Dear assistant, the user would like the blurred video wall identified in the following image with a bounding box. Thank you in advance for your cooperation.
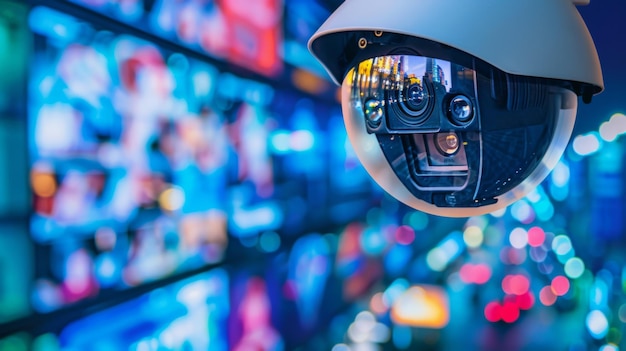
[1,0,382,348]
[26,1,375,311]
[1,1,626,351]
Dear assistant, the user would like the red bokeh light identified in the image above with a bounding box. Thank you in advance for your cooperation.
[510,275,530,295]
[486,293,532,324]
[500,302,520,323]
[527,227,546,247]
[484,301,501,323]
[395,225,416,246]
[502,275,512,294]
[502,274,530,295]
[473,264,492,284]
[369,292,388,315]
[551,275,570,296]
[539,286,557,306]
[516,291,535,310]
[460,263,492,285]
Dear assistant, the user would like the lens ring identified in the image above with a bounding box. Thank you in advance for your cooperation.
[404,84,427,112]
[435,132,461,156]
[396,78,433,125]
[448,95,474,124]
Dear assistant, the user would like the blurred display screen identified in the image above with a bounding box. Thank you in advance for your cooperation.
[282,0,332,75]
[59,269,229,350]
[65,0,284,77]
[0,1,29,116]
[25,5,376,313]
[228,274,284,351]
[28,5,229,311]
[0,224,32,324]
[57,244,343,351]
[0,1,31,326]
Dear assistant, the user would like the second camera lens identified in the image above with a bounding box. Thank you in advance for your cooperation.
[449,95,474,124]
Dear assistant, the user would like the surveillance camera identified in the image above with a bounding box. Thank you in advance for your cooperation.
[309,0,603,217]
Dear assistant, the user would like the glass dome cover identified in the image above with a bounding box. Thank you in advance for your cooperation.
[342,54,577,217]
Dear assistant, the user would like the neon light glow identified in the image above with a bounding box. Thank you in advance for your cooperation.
[390,285,449,329]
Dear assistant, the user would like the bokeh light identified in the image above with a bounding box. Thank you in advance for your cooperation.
[564,257,585,279]
[383,279,410,307]
[403,211,429,231]
[509,227,528,249]
[551,276,570,296]
[539,286,557,306]
[31,171,57,198]
[395,225,416,246]
[370,292,388,315]
[426,233,463,272]
[510,200,535,224]
[527,227,546,247]
[515,291,535,310]
[459,263,491,285]
[426,249,447,272]
[259,231,281,253]
[271,130,291,153]
[360,228,387,256]
[484,301,501,323]
[551,235,573,256]
[573,133,601,156]
[158,186,185,212]
[290,130,315,151]
[587,310,609,339]
[599,113,626,142]
[502,274,530,296]
[463,226,484,249]
[500,302,520,323]
[551,160,570,187]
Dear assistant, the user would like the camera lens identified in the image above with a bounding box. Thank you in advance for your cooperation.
[449,95,474,124]
[405,84,427,112]
[364,98,383,127]
[398,79,431,124]
[435,132,460,155]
